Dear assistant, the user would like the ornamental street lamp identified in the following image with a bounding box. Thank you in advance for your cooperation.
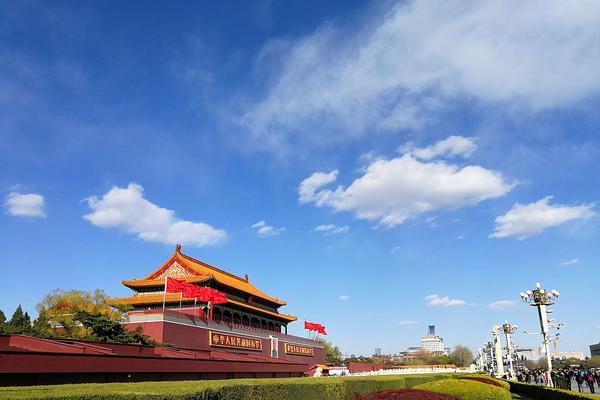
[492,325,505,377]
[502,321,518,379]
[485,341,494,372]
[520,282,560,388]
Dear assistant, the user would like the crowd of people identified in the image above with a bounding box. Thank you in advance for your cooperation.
[514,368,600,394]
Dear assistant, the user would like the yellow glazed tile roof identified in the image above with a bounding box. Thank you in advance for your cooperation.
[109,293,297,322]
[129,246,287,306]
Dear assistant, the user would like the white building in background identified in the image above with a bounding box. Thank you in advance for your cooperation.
[553,351,585,360]
[420,325,447,354]
[400,325,450,357]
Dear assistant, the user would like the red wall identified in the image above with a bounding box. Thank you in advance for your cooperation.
[124,320,325,365]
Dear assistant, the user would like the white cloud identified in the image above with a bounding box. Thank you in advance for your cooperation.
[339,294,349,301]
[4,192,46,218]
[251,220,285,237]
[402,136,477,161]
[488,300,517,310]
[398,320,419,326]
[491,196,596,239]
[560,258,579,267]
[241,1,600,152]
[299,170,339,205]
[425,294,466,307]
[83,183,226,247]
[315,224,349,234]
[299,146,511,227]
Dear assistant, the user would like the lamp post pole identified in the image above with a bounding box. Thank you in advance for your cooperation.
[502,321,518,379]
[520,282,560,388]
[486,341,494,372]
[492,325,505,377]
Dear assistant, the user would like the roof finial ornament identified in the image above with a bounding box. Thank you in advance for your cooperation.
[175,244,182,253]
[244,274,249,282]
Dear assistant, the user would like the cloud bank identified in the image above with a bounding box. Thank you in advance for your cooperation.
[4,192,46,218]
[83,183,226,247]
[241,0,600,152]
[491,196,595,239]
[251,220,285,237]
[425,294,466,307]
[299,136,511,226]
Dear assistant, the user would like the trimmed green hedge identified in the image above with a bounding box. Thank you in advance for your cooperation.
[508,381,598,400]
[0,374,457,400]
[459,374,511,391]
[415,378,511,400]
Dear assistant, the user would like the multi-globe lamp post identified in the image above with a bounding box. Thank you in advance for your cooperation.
[491,325,505,377]
[520,282,560,387]
[502,321,518,379]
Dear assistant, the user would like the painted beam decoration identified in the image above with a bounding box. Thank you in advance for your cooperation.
[284,343,314,357]
[209,331,262,351]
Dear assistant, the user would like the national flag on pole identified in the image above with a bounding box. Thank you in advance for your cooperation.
[304,321,327,335]
[166,277,189,294]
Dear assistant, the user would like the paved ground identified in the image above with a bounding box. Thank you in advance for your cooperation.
[511,392,536,400]
[568,378,600,396]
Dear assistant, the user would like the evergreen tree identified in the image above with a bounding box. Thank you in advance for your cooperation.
[0,309,6,333]
[32,309,55,338]
[73,310,155,345]
[7,305,32,334]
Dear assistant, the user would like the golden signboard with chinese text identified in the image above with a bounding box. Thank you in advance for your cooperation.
[209,331,262,351]
[284,343,314,357]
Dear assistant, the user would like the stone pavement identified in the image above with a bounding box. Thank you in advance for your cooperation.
[568,377,600,396]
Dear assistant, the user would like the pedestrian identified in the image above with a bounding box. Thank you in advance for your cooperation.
[576,373,584,392]
[587,373,595,394]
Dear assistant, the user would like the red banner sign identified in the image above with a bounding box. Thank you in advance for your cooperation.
[284,343,314,357]
[209,331,262,351]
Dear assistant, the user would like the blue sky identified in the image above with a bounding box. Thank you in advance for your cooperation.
[2,0,600,357]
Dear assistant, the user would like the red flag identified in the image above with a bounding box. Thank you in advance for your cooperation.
[315,323,327,335]
[166,277,187,294]
[195,286,213,302]
[304,321,327,335]
[210,290,228,304]
[304,321,317,331]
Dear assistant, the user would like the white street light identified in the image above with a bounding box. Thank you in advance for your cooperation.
[502,321,518,379]
[520,282,559,388]
[492,325,505,377]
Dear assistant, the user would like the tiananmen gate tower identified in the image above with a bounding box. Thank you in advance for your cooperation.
[0,245,325,386]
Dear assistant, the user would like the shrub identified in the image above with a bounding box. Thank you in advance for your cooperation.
[353,388,458,400]
[416,378,511,400]
[457,375,511,390]
[0,374,458,400]
[508,381,599,400]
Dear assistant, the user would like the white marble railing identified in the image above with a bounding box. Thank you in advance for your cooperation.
[350,367,460,376]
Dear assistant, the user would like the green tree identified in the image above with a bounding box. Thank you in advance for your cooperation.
[31,308,56,338]
[0,309,6,333]
[37,289,126,339]
[450,345,474,367]
[73,310,154,345]
[318,339,343,365]
[586,356,600,368]
[6,305,32,334]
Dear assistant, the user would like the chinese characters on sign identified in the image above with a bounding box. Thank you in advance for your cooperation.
[284,343,314,357]
[209,331,262,351]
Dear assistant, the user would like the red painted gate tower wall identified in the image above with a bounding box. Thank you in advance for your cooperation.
[110,245,325,366]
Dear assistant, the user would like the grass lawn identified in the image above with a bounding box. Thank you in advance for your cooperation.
[0,373,459,400]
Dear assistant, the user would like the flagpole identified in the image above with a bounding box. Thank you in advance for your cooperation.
[194,297,197,319]
[162,278,167,313]
[179,292,182,309]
